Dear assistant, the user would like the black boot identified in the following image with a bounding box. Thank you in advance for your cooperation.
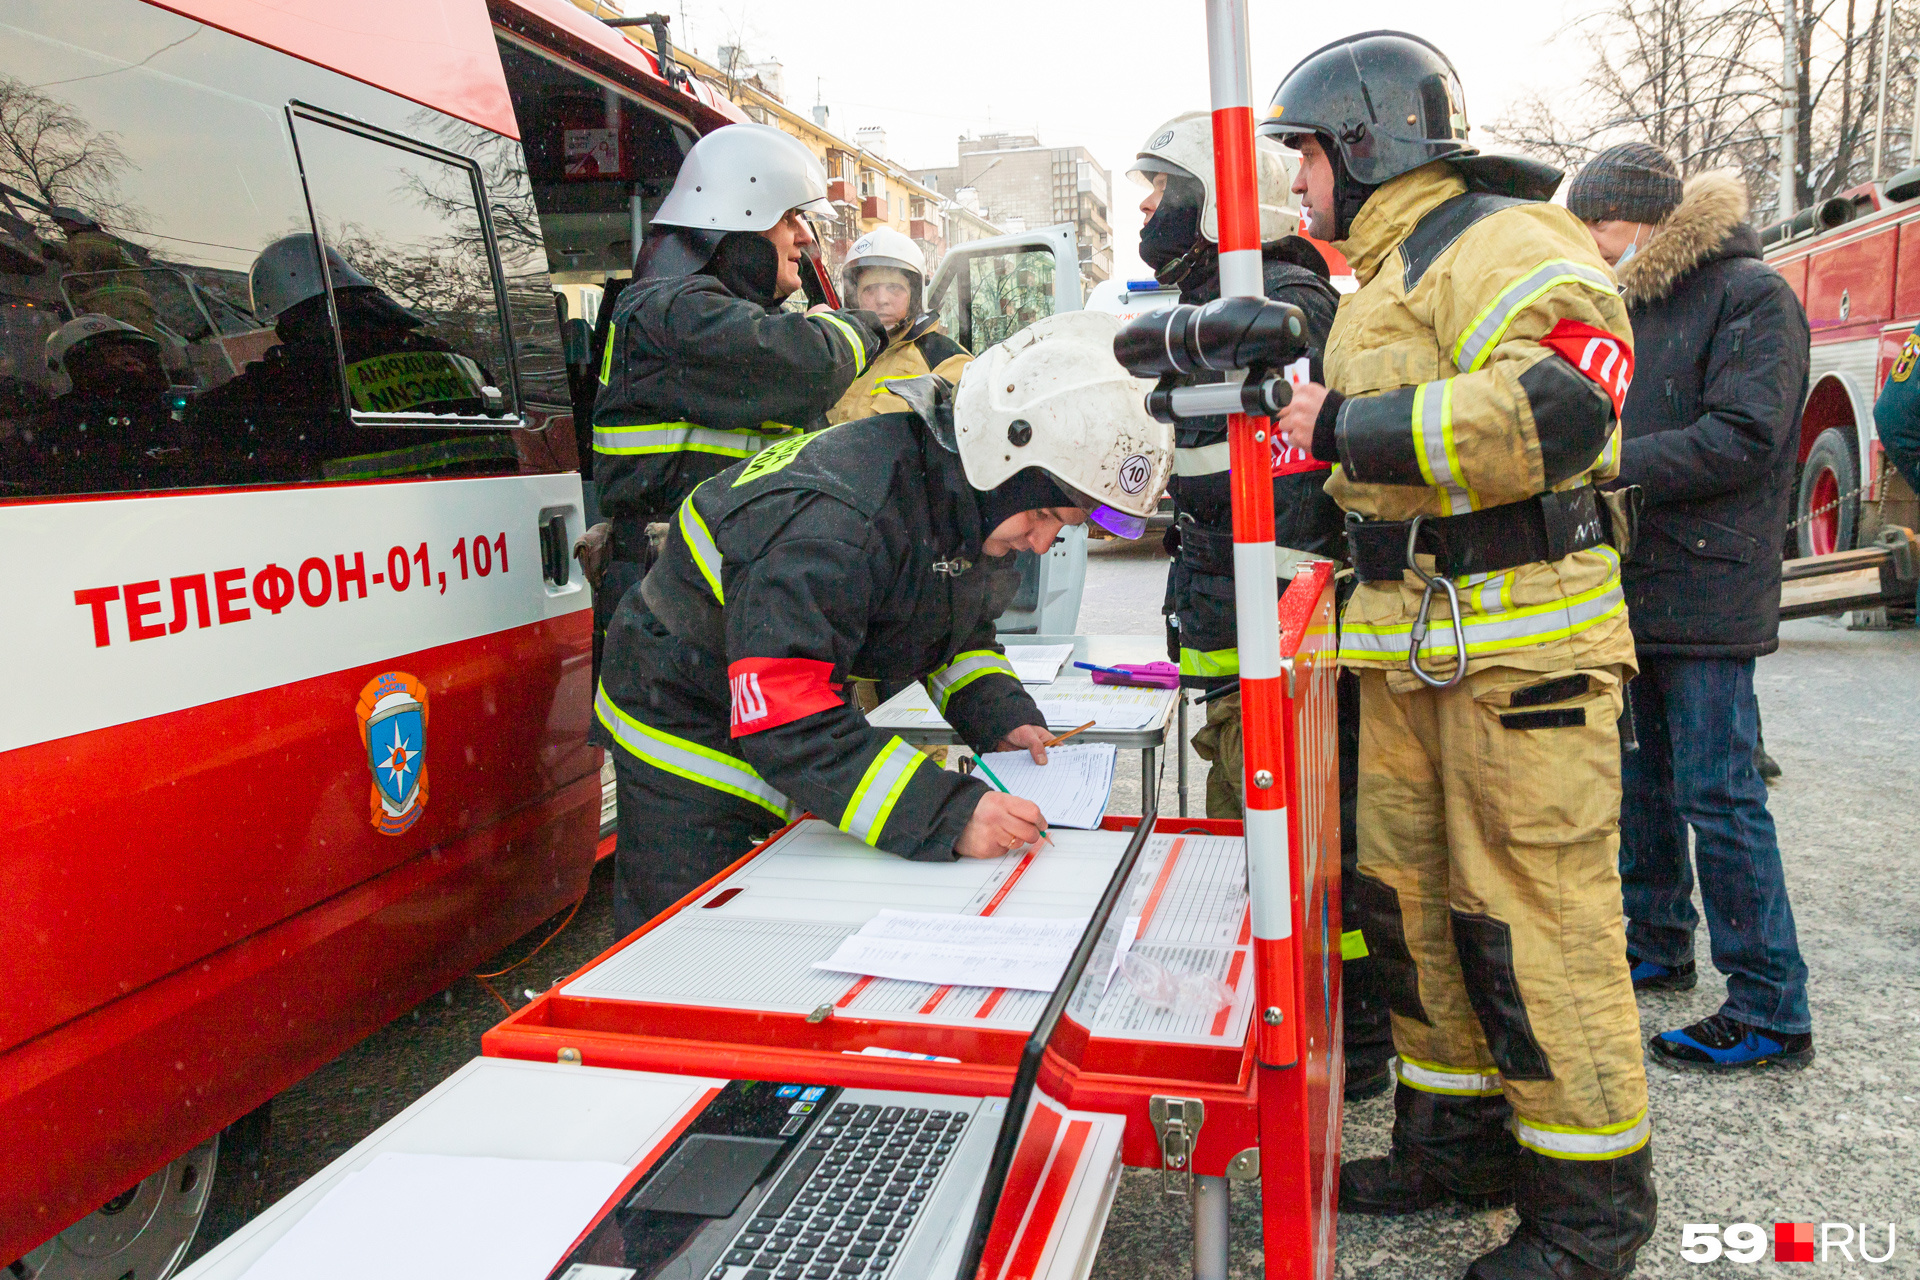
[1342,1082,1518,1213]
[1468,1142,1654,1278]
[1464,1227,1623,1279]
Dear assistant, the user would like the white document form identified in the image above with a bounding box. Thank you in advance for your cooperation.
[559,821,1257,1049]
[237,1152,627,1280]
[813,909,1089,991]
[975,743,1116,829]
[1005,644,1075,684]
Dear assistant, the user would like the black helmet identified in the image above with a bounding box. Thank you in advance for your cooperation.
[1259,31,1474,185]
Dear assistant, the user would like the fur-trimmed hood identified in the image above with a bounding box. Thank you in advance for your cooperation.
[1615,171,1754,306]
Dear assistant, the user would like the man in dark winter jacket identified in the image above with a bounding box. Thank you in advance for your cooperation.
[587,124,888,682]
[1572,143,1813,1073]
[1128,111,1394,1102]
[599,311,1172,936]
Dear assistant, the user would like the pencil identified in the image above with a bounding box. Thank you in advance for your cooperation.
[1042,720,1096,748]
[970,753,1052,849]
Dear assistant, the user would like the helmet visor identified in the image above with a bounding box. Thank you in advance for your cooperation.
[1057,481,1150,540]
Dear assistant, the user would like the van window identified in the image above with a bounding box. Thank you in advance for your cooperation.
[0,0,556,498]
[938,248,1060,351]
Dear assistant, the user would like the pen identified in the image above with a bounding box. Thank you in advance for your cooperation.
[969,753,1052,849]
[1073,661,1132,678]
[1042,719,1097,748]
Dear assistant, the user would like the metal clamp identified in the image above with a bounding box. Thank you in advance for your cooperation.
[1403,516,1466,690]
[1149,1096,1206,1197]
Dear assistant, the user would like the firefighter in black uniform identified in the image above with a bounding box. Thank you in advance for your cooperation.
[1130,112,1395,1100]
[598,311,1173,935]
[586,123,888,680]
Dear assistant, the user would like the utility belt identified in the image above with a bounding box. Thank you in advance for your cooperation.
[1169,519,1332,581]
[1344,485,1638,691]
[1344,487,1608,584]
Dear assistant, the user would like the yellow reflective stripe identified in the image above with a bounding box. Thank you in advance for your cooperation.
[1437,377,1475,513]
[595,685,792,819]
[598,327,616,385]
[1411,380,1439,487]
[1340,929,1369,961]
[1398,1056,1503,1096]
[818,313,870,375]
[1337,575,1625,664]
[840,736,930,846]
[678,493,724,603]
[1514,1111,1651,1161]
[593,421,797,458]
[924,650,1018,713]
[320,434,516,480]
[1179,646,1239,678]
[1451,260,1617,373]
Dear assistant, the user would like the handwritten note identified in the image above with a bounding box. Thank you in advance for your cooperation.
[812,909,1090,991]
[975,743,1116,829]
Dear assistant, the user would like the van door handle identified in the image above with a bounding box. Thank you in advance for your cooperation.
[539,514,571,587]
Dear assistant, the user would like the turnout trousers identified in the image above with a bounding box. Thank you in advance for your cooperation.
[1352,664,1656,1274]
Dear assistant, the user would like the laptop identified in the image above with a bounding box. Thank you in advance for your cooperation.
[543,807,1159,1280]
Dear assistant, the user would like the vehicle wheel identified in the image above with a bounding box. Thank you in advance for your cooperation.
[10,1104,270,1280]
[1795,428,1860,557]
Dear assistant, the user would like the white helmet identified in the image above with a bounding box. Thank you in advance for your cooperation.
[843,226,926,284]
[46,313,157,375]
[954,310,1173,537]
[1129,111,1300,243]
[654,123,833,233]
[251,233,375,318]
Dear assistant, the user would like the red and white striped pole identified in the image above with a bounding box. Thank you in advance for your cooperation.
[1203,0,1297,1066]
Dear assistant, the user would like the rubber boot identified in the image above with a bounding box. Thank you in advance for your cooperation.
[1465,1143,1656,1278]
[1340,1083,1518,1214]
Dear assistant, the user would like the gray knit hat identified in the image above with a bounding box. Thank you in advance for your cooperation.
[1567,142,1682,224]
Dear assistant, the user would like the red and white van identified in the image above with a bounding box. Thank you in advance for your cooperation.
[0,1,738,1271]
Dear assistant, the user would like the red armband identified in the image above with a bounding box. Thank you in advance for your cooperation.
[1542,319,1633,416]
[728,656,844,734]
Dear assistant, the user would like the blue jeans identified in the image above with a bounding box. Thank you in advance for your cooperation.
[1619,655,1811,1033]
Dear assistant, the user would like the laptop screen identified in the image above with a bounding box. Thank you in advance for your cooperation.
[543,802,1159,1280]
[952,798,1160,1279]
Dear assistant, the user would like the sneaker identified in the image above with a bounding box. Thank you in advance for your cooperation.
[1649,1012,1814,1072]
[1628,957,1696,992]
[1464,1226,1628,1279]
[1755,742,1782,782]
[1339,1152,1513,1216]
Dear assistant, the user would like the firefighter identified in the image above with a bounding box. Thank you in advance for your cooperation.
[586,123,888,684]
[28,314,184,493]
[1264,33,1654,1280]
[597,310,1171,936]
[827,226,970,423]
[1127,110,1393,1100]
[191,233,517,481]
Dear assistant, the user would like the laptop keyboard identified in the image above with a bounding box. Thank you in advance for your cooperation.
[710,1100,969,1280]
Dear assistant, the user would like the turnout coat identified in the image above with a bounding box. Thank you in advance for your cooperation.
[598,408,1045,862]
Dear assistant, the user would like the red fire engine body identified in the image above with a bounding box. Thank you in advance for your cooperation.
[1764,181,1920,557]
[1,0,739,1268]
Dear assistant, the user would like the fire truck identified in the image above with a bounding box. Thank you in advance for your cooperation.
[1761,171,1920,617]
[0,1,743,1273]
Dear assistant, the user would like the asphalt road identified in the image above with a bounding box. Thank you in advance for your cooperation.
[186,536,1920,1278]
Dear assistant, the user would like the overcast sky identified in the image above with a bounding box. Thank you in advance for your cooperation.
[646,0,1590,279]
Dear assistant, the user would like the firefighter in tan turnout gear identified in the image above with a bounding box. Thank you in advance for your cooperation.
[1264,32,1655,1280]
[827,226,971,424]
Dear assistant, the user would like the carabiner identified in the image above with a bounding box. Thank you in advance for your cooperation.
[1402,516,1467,690]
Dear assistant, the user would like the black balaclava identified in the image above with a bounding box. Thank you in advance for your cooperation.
[1139,172,1207,273]
[1327,141,1379,242]
[705,231,784,309]
[975,466,1071,540]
